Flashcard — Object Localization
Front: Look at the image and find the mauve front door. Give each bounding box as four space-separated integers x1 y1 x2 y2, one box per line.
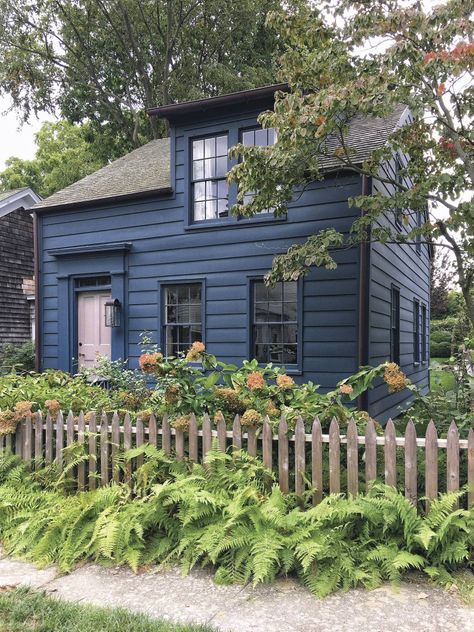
77 292 111 369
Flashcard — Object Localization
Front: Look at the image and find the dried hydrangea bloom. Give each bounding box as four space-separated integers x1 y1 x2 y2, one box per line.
165 384 181 404
383 362 409 393
214 388 245 414
14 400 33 419
172 414 191 431
339 384 353 395
0 410 19 435
276 374 295 390
265 400 280 417
137 409 153 423
186 341 206 362
139 352 163 373
45 399 61 415
246 371 266 391
241 409 262 427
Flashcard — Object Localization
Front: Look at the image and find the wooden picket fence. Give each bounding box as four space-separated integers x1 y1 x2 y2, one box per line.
1 410 473 511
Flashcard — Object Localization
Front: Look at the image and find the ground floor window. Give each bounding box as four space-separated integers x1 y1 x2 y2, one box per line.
413 299 420 363
390 286 400 364
163 283 202 357
252 280 298 365
421 303 427 362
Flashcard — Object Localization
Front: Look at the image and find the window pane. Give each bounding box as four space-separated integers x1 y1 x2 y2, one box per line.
255 303 268 323
255 128 268 146
282 345 297 364
204 158 215 179
216 135 228 156
176 304 190 323
194 202 205 221
218 180 228 199
189 304 201 323
206 180 217 200
165 287 177 305
242 130 254 146
268 283 283 302
282 302 297 322
255 282 267 302
193 139 204 160
283 324 297 343
205 199 217 219
218 199 228 216
216 156 227 178
267 128 276 146
189 285 201 303
166 305 177 323
267 302 281 322
193 159 204 180
283 282 297 302
205 137 215 157
194 181 206 201
177 285 189 303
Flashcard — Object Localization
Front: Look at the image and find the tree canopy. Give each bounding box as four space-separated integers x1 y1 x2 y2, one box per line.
0 121 104 197
228 0 474 329
0 0 281 158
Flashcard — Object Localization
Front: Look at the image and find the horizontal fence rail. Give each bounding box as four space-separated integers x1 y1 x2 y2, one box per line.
1 411 473 511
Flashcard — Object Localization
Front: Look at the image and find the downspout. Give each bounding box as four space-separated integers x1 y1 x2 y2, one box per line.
357 175 371 412
33 211 41 372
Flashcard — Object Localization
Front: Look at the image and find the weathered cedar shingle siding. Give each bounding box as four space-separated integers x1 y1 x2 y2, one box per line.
0 208 34 344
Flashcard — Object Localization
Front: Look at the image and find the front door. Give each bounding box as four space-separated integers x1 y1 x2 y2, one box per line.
77 292 112 369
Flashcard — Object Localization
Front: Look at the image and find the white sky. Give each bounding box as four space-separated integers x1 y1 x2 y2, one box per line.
0 96 52 171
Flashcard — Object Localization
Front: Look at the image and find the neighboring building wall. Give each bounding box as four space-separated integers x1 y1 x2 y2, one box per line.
0 208 34 344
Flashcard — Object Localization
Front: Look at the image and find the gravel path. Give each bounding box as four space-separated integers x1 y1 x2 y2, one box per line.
0 551 472 632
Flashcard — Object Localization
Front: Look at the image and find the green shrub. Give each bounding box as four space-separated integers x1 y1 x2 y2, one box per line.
0 450 471 597
0 341 35 374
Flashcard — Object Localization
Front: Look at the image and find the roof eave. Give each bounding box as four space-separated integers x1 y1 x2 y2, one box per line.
33 186 173 214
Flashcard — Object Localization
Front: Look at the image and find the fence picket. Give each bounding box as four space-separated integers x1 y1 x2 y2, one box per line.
295 418 306 496
45 412 53 463
162 414 171 455
56 411 64 471
278 417 289 494
5 434 12 454
232 416 242 452
100 412 109 485
24 416 32 463
202 414 212 459
66 411 74 469
111 412 120 484
88 412 97 490
175 428 184 459
365 418 376 491
384 419 396 487
123 413 132 484
425 420 438 510
77 412 86 491
136 417 145 467
247 425 257 457
312 418 323 505
34 411 43 469
262 419 272 470
188 414 198 461
149 413 157 447
329 417 340 494
346 419 358 496
468 428 474 509
405 421 417 506
446 420 459 497
217 414 226 452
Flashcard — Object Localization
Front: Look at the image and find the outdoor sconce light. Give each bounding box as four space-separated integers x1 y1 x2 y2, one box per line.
105 298 122 328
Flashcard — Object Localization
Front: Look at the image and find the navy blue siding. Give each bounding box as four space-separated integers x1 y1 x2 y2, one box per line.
367 154 431 421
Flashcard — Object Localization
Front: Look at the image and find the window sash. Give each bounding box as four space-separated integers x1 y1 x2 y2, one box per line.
413 300 420 363
191 134 229 221
163 283 202 356
390 287 400 364
421 304 427 362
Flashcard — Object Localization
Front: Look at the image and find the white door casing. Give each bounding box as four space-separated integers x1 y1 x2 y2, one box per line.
77 292 112 369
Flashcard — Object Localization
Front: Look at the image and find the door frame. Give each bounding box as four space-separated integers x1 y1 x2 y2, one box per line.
74 280 112 372
51 244 129 373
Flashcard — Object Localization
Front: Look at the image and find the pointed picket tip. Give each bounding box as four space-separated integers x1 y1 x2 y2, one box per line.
385 418 395 432
233 415 241 431
329 416 339 434
279 416 288 434
405 419 417 437
312 417 322 436
448 420 459 437
295 417 305 433
189 412 197 427
426 419 438 439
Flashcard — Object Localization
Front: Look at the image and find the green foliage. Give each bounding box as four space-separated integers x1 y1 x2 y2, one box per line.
0 451 471 597
227 0 474 329
0 586 216 632
0 121 105 197
0 0 280 157
0 341 35 374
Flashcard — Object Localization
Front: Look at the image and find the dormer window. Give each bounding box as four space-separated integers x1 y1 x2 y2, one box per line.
192 134 229 221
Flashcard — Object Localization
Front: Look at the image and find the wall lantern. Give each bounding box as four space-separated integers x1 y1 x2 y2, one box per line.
105 299 122 328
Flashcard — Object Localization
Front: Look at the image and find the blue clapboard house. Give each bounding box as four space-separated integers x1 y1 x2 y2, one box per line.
33 85 430 421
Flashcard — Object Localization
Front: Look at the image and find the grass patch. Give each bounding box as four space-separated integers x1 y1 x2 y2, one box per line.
430 358 456 394
0 586 216 632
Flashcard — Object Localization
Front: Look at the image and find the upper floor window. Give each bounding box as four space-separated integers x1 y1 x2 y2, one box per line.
394 155 405 230
163 283 202 356
252 280 298 366
241 128 276 210
390 286 400 364
192 135 229 222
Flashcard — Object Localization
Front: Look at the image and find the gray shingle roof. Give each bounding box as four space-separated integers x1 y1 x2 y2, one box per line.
34 138 170 210
34 104 406 211
0 188 29 203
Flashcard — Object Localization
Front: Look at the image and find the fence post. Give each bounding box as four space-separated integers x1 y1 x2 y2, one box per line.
188 413 198 462
446 421 459 499
56 411 64 471
111 412 120 485
78 412 86 491
405 421 417 506
425 420 438 511
278 417 289 494
295 417 306 496
89 412 97 490
312 418 323 505
262 418 272 470
346 419 358 496
329 417 340 494
365 418 377 492
384 419 396 488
